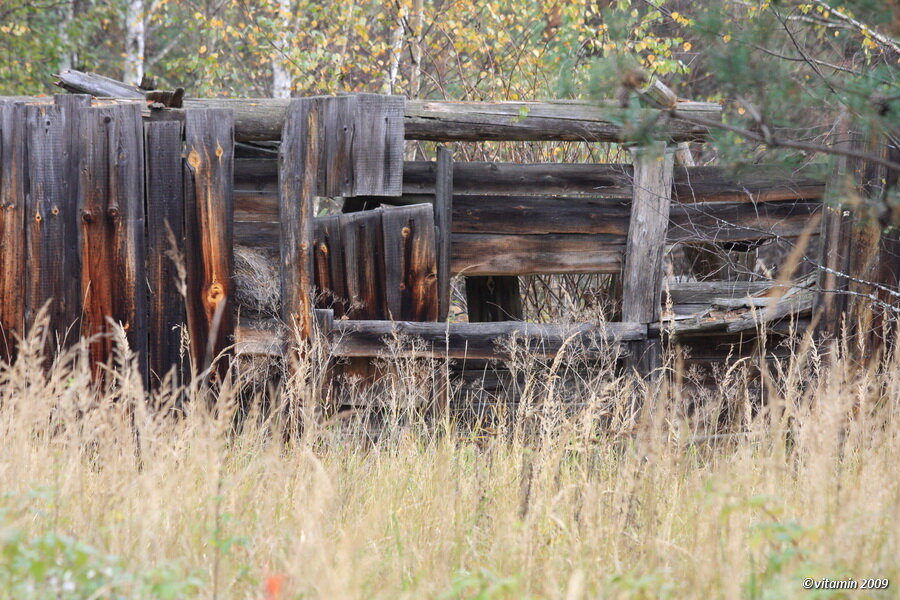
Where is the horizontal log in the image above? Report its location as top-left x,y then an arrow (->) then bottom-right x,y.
662,280 -> 784,305
673,165 -> 826,203
667,199 -> 821,242
452,196 -> 630,235
52,71 -> 723,142
451,234 -> 624,276
402,160 -> 634,197
330,319 -> 646,359
233,158 -> 826,206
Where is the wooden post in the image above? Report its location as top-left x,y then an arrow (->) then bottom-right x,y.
434,146 -> 453,321
79,102 -> 148,385
622,142 -> 675,377
25,98 -> 88,352
280,98 -> 320,342
145,119 -> 186,385
0,100 -> 27,362
465,276 -> 524,322
184,109 -> 235,380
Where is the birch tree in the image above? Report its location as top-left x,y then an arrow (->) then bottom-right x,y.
124,0 -> 145,85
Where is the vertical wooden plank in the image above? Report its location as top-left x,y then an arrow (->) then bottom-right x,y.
323,95 -> 357,197
145,119 -> 185,384
0,101 -> 27,362
341,209 -> 387,319
816,114 -> 854,338
383,204 -> 438,321
622,142 -> 675,377
79,102 -> 148,383
313,215 -> 348,317
351,94 -> 405,196
280,98 -> 320,341
184,109 -> 234,378
434,146 -> 453,321
25,103 -> 80,351
465,276 -> 523,322
55,95 -> 91,343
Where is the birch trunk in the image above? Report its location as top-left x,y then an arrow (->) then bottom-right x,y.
271,0 -> 293,98
124,0 -> 145,85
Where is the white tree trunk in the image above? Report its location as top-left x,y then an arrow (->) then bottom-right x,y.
385,13 -> 404,94
58,1 -> 76,72
271,0 -> 293,98
124,0 -> 145,85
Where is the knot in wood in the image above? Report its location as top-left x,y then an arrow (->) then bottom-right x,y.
107,206 -> 120,219
206,282 -> 225,304
81,209 -> 94,223
34,212 -> 42,223
318,243 -> 329,255
401,226 -> 411,238
50,206 -> 60,216
215,142 -> 224,159
187,149 -> 201,169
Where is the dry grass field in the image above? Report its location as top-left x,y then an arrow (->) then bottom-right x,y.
0,316 -> 897,599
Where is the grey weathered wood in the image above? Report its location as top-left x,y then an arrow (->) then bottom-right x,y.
465,276 -> 524,322
145,119 -> 186,384
0,101 -> 27,362
382,204 -> 438,321
55,69 -> 146,98
280,98 -> 320,341
340,209 -> 387,319
25,102 -> 80,350
330,319 -> 646,359
322,95 -> 356,197
434,147 -> 453,320
622,143 -> 675,377
184,109 -> 234,378
451,234 -> 624,276
668,200 -> 821,243
452,195 -> 630,235
231,158 -> 825,203
78,102 -> 148,383
352,93 -> 405,196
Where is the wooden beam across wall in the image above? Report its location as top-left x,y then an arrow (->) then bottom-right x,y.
51,70 -> 724,143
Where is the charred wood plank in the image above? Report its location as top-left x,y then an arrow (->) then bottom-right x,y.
145,119 -> 185,385
25,100 -> 85,351
465,276 -> 523,322
434,147 -> 453,320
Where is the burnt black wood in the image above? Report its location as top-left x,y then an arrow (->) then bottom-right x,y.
145,119 -> 186,385
465,276 -> 523,322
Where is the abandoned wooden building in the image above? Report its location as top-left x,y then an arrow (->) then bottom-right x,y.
0,70 -> 893,400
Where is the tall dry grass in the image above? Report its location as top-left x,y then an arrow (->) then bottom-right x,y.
0,315 -> 897,599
